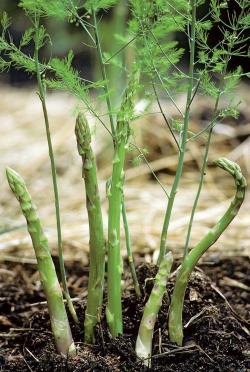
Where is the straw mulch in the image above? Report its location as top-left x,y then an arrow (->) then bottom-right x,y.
0,84 -> 249,265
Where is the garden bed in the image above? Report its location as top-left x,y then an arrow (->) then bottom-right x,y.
0,256 -> 249,371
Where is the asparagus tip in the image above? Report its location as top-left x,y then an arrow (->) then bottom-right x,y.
214,157 -> 247,188
6,167 -> 25,192
75,113 -> 91,156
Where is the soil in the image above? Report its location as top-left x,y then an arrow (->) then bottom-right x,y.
0,256 -> 249,372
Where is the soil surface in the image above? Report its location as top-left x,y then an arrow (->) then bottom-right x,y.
0,256 -> 249,371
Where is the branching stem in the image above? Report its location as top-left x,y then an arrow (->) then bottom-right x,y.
92,9 -> 115,135
34,21 -> 78,324
183,31 -> 237,257
91,9 -> 140,302
157,0 -> 196,265
168,158 -> 247,345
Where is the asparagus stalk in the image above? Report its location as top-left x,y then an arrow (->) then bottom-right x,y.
168,158 -> 247,346
6,168 -> 76,357
157,0 -> 197,266
91,10 -> 140,300
75,113 -> 105,344
106,72 -> 139,337
34,21 -> 78,324
136,252 -> 173,367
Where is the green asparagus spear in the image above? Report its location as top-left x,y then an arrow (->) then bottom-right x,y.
136,252 -> 173,367
168,158 -> 247,346
106,71 -> 139,337
75,113 -> 106,344
6,168 -> 76,357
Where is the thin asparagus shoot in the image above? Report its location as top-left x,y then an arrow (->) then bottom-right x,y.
34,21 -> 78,324
157,0 -> 197,266
6,168 -> 76,357
168,158 -> 247,346
136,252 -> 173,367
122,200 -> 141,297
75,113 -> 106,344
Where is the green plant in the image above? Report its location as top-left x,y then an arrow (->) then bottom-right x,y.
106,70 -> 140,336
1,0 -> 249,365
75,113 -> 105,343
135,252 -> 173,367
168,158 -> 247,346
6,168 -> 76,357
0,6 -> 78,323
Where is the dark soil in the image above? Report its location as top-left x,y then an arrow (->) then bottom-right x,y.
0,256 -> 249,371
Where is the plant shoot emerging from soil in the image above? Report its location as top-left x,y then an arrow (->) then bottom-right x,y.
6,168 -> 76,357
168,158 -> 247,346
75,113 -> 105,343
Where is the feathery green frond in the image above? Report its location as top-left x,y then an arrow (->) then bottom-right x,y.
1,11 -> 11,31
199,71 -> 220,98
47,52 -> 88,101
19,0 -> 75,20
0,37 -> 11,51
9,51 -> 36,73
85,0 -> 119,12
0,57 -> 10,72
19,28 -> 34,48
223,66 -> 242,94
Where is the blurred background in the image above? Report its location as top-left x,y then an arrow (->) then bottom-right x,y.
0,0 -> 249,265
0,0 -> 249,85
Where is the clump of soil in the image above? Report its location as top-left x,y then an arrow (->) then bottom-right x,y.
0,257 -> 249,371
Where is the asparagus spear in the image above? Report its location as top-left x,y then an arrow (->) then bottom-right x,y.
136,252 -> 173,367
75,113 -> 105,344
106,71 -> 139,337
6,168 -> 76,357
168,158 -> 247,346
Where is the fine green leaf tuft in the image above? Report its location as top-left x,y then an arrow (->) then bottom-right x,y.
84,0 -> 119,12
19,0 -> 75,20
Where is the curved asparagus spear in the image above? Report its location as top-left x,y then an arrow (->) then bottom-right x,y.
75,113 -> 105,344
136,252 -> 173,367
106,71 -> 139,337
168,158 -> 247,346
6,168 -> 76,357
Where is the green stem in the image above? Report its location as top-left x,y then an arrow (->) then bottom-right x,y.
135,252 -> 173,367
92,9 -> 116,134
34,22 -> 78,324
122,201 -> 141,297
91,11 -> 140,299
6,168 -> 76,357
157,0 -> 197,265
75,114 -> 105,344
108,0 -> 128,106
183,127 -> 212,258
183,41 -> 234,257
106,124 -> 127,336
168,158 -> 247,346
